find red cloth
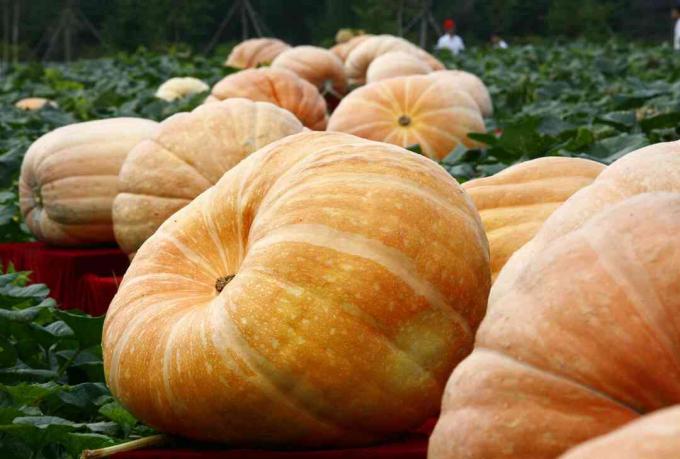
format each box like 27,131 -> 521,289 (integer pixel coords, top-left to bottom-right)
0,242 -> 128,315
115,433 -> 429,459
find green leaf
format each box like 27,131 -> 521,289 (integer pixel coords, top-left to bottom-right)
54,310 -> 104,348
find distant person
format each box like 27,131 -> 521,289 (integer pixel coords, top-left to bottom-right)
437,19 -> 465,55
673,5 -> 680,50
490,33 -> 509,49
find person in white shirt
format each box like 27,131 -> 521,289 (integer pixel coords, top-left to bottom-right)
436,18 -> 465,55
491,33 -> 509,49
673,6 -> 680,50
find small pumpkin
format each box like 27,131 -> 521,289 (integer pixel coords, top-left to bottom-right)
104,130 -> 490,448
330,34 -> 372,62
19,118 -> 158,246
462,157 -> 605,280
344,35 -> 444,86
560,406 -> 680,459
272,46 -> 347,95
15,97 -> 57,111
209,68 -> 328,130
155,77 -> 209,102
113,98 -> 304,255
225,37 -> 290,68
327,75 -> 484,160
429,70 -> 493,117
366,51 -> 432,84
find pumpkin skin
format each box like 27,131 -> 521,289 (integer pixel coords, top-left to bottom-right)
19,118 -> 158,246
560,406 -> 680,459
366,51 -> 433,84
209,68 -> 328,130
15,97 -> 56,111
345,35 -> 444,86
155,77 -> 209,101
462,157 -> 605,280
493,140 -> 680,306
225,38 -> 290,68
113,98 -> 304,256
327,75 -> 484,160
272,46 -> 347,95
330,34 -> 372,62
429,70 -> 493,118
428,191 -> 680,457
103,131 -> 491,447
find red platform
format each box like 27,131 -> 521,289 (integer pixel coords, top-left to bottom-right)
0,242 -> 127,315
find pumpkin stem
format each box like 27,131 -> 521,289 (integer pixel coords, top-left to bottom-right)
398,115 -> 411,126
80,434 -> 168,458
32,186 -> 43,208
215,274 -> 236,293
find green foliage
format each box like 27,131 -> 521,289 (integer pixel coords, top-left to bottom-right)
0,267 -> 152,458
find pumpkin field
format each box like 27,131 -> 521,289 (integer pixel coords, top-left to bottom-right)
1,35 -> 680,459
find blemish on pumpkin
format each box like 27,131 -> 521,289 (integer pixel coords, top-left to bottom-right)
215,274 -> 235,293
398,115 -> 411,126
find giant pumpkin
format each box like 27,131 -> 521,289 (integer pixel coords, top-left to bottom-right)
344,35 -> 444,86
225,38 -> 290,68
209,68 -> 328,130
113,98 -> 304,256
560,406 -> 680,459
15,97 -> 57,111
463,157 -> 605,280
429,70 -> 494,118
155,77 -> 209,102
103,131 -> 491,447
19,118 -> 158,246
327,75 -> 484,160
271,46 -> 347,95
330,34 -> 372,63
366,51 -> 433,84
429,142 -> 680,459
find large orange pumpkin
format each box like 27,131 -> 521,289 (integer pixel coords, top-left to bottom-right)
103,131 -> 490,447
344,35 -> 444,86
19,118 -> 158,246
15,97 -> 57,111
113,98 -> 304,256
209,68 -> 328,130
493,141 -> 680,305
366,51 -> 433,84
429,142 -> 680,459
272,46 -> 347,95
429,70 -> 494,118
225,38 -> 290,68
327,75 -> 484,160
463,157 -> 605,280
560,406 -> 680,459
330,34 -> 372,63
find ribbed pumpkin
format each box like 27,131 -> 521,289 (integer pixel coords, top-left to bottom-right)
225,37 -> 290,68
560,406 -> 680,459
103,131 -> 491,447
113,98 -> 304,256
19,118 -> 158,246
429,70 -> 494,118
429,143 -> 680,459
155,77 -> 209,102
493,141 -> 680,305
463,157 -> 605,280
272,46 -> 347,95
366,51 -> 432,84
345,35 -> 444,86
15,97 -> 56,111
209,68 -> 328,130
327,75 -> 484,160
330,34 -> 372,62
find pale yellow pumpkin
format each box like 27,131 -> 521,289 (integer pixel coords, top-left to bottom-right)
272,46 -> 347,95
225,38 -> 290,68
463,157 -> 605,280
19,118 -> 158,246
155,77 -> 209,102
327,75 -> 484,160
429,70 -> 494,117
103,131 -> 490,447
366,51 -> 433,84
113,98 -> 304,255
